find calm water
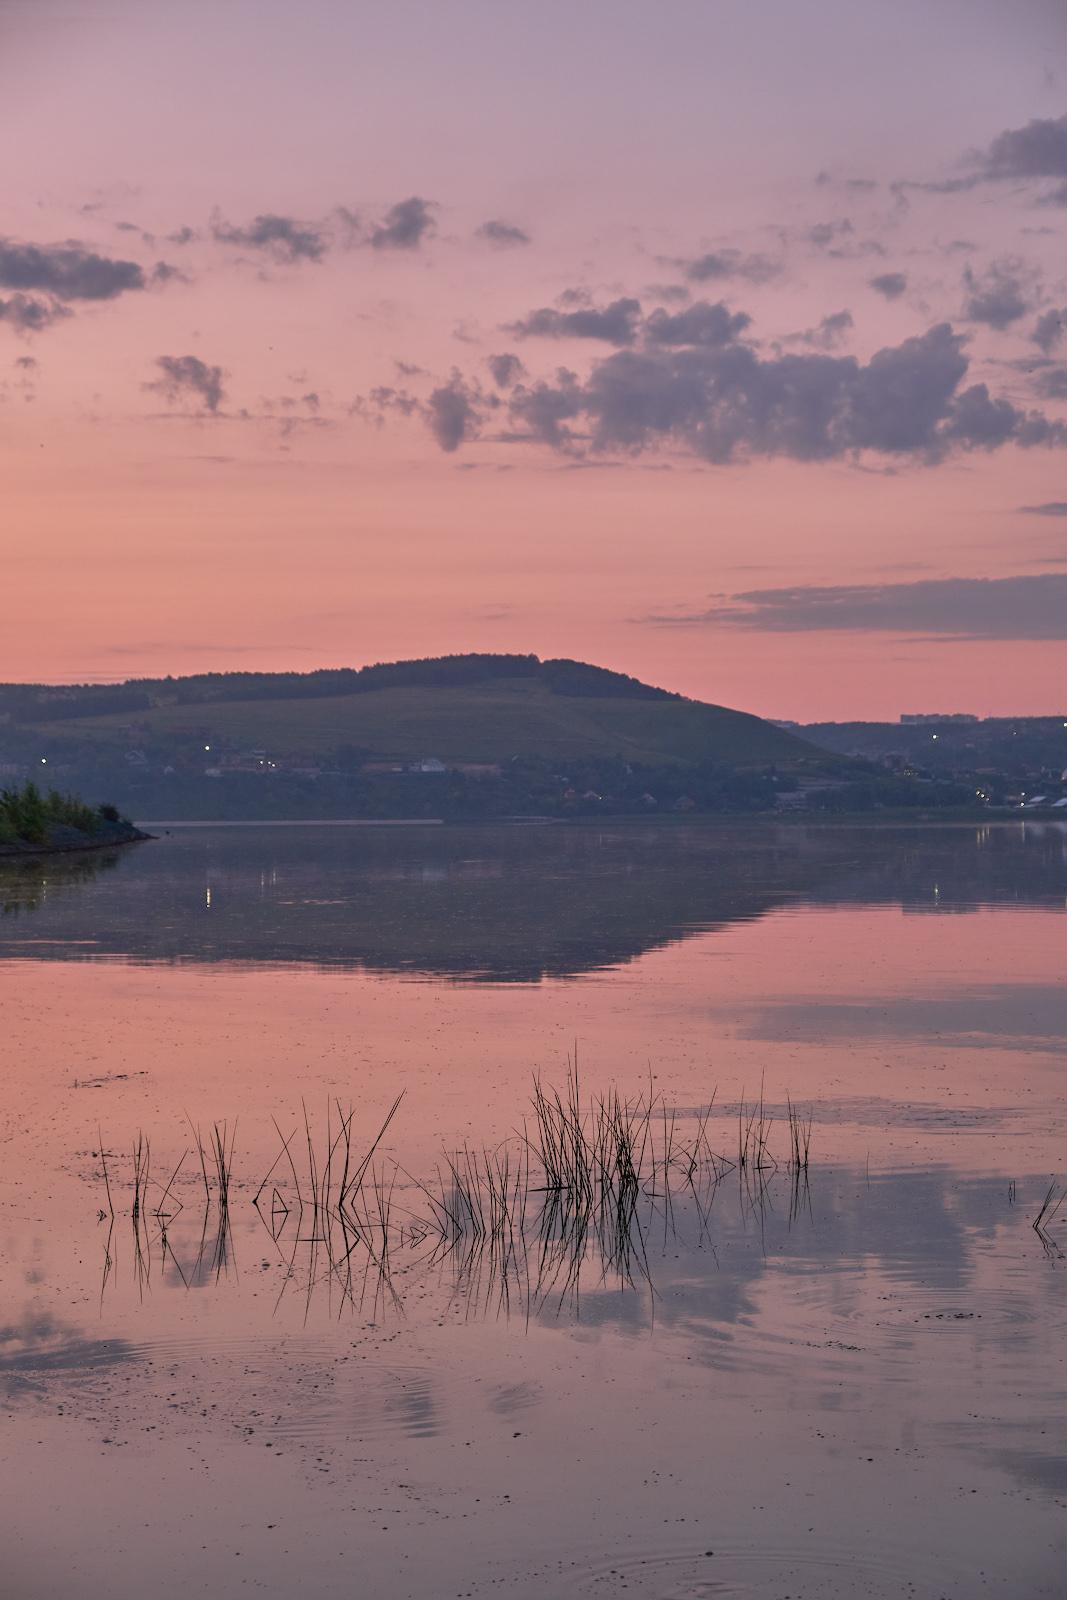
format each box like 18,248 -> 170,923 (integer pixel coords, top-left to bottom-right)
1,821 -> 1065,1598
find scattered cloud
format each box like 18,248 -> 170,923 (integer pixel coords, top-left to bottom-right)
211,211 -> 328,263
643,573 -> 1067,640
1032,365 -> 1067,400
476,219 -> 530,247
488,352 -> 525,388
961,260 -> 1034,329
369,196 -> 435,251
1019,501 -> 1067,516
496,322 -> 1063,464
1032,307 -> 1066,353
870,271 -> 908,300
973,113 -> 1067,182
507,295 -> 643,345
0,238 -> 146,301
808,219 -> 853,248
146,354 -> 226,413
426,373 -> 484,451
794,309 -> 854,350
679,249 -> 779,285
644,300 -> 751,348
0,293 -> 70,333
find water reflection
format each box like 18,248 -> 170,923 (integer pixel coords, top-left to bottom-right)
1,820 -> 1065,980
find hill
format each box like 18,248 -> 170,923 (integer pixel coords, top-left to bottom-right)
0,654 -> 888,820
4,655 -> 831,771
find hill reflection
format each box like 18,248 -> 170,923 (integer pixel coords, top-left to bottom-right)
0,820 -> 1064,981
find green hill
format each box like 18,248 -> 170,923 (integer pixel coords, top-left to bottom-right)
7,654 -> 834,772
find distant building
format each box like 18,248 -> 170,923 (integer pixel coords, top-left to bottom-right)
410,757 -> 447,774
900,713 -> 979,725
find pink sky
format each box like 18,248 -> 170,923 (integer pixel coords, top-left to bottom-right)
3,0 -> 1067,719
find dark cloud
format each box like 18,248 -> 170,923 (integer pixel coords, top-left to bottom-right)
1038,181 -> 1067,206
167,225 -> 199,246
815,171 -> 878,193
146,354 -> 226,413
1019,500 -> 1067,516
681,249 -> 779,285
644,301 -> 751,348
351,385 -> 421,424
975,113 -> 1067,181
0,293 -> 70,333
796,309 -> 854,350
507,296 -> 643,345
808,218 -> 853,247
488,352 -> 525,388
369,196 -> 435,251
0,239 -> 145,300
645,573 -> 1067,639
211,212 -> 327,263
14,355 -> 38,370
476,219 -> 531,247
870,271 -> 908,300
1032,365 -> 1067,400
500,322 -> 1066,463
425,374 -> 484,452
961,261 -> 1033,329
150,261 -> 186,286
1032,307 -> 1066,352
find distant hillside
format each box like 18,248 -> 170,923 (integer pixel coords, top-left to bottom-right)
4,654 -> 833,771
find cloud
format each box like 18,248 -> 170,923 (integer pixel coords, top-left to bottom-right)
476,219 -> 530,247
350,385 -> 421,425
211,211 -> 327,263
488,352 -> 525,388
644,300 -> 751,348
150,261 -> 186,286
1032,307 -> 1066,352
680,249 -> 779,284
1019,501 -> 1067,516
500,322 -> 1064,463
425,373 -> 482,451
795,309 -> 854,350
961,260 -> 1033,329
507,296 -> 643,345
1032,365 -> 1067,400
808,218 -> 853,248
0,238 -> 145,300
644,573 -> 1067,639
146,354 -> 226,413
0,293 -> 70,333
974,113 -> 1067,181
870,271 -> 908,300
369,196 -> 435,251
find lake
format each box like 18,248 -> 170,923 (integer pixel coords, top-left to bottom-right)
1,820 -> 1065,1598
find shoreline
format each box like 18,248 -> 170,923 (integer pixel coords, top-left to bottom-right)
128,808 -> 1059,831
0,825 -> 153,861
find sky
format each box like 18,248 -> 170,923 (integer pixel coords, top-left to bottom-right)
3,0 -> 1067,719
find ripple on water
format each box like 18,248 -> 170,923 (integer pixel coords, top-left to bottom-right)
569,1534 -> 971,1599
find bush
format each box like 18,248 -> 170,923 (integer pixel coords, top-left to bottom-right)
0,783 -> 128,845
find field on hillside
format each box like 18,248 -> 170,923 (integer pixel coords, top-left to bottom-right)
29,678 -> 828,769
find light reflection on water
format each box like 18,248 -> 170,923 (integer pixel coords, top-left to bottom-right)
1,821 -> 1066,1599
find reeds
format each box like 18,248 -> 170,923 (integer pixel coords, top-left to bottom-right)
96,1076 -> 816,1316
1033,1180 -> 1064,1258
